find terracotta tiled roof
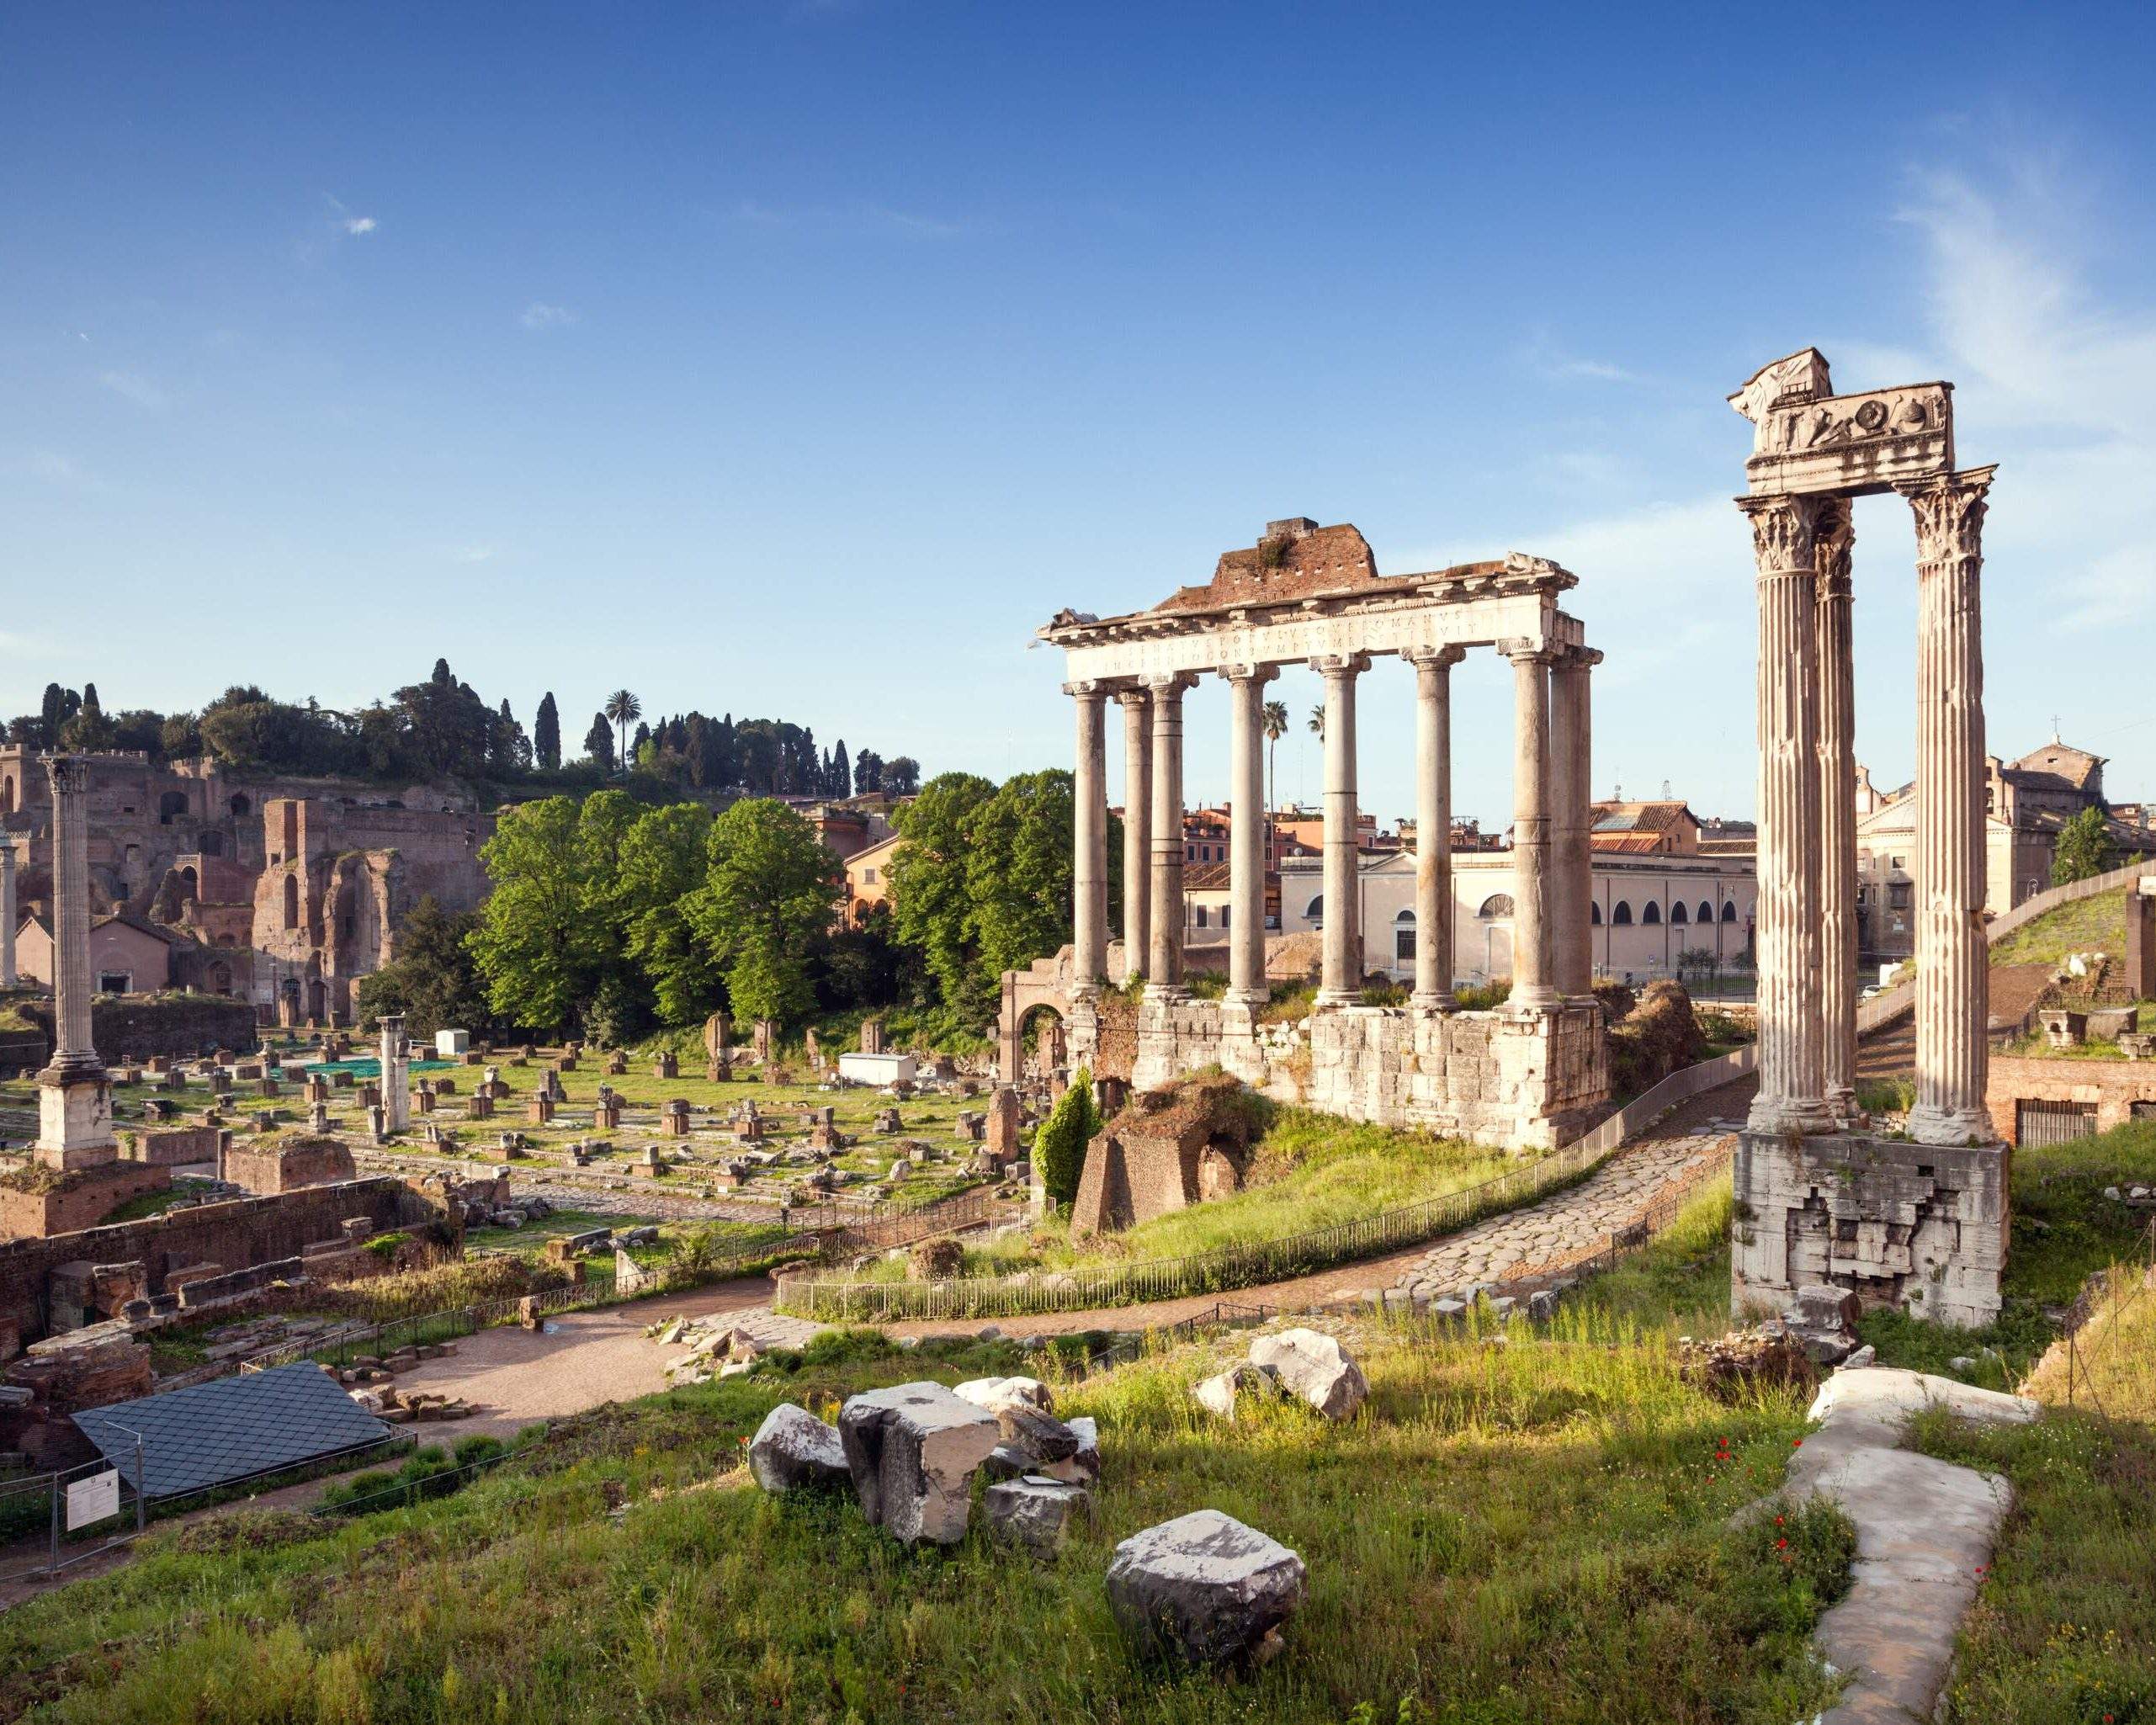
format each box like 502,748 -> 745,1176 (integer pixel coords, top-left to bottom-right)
1591,800 -> 1696,833
1592,832 -> 1674,854
1184,862 -> 1231,892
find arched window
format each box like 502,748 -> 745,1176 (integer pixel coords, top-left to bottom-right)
1612,901 -> 1633,926
1304,895 -> 1324,926
1393,907 -> 1416,963
3,776 -> 17,815
158,790 -> 187,823
1670,900 -> 1689,925
1698,900 -> 1715,926
1590,902 -> 1602,925
1643,901 -> 1662,925
1721,900 -> 1739,923
1477,894 -> 1514,920
282,873 -> 300,931
179,865 -> 198,889
230,793 -> 252,818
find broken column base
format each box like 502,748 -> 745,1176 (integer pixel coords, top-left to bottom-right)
1731,1128 -> 2006,1330
35,1072 -> 117,1172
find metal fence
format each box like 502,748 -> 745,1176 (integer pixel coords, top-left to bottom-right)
2052,1218 -> 2156,1420
0,1442 -> 149,1584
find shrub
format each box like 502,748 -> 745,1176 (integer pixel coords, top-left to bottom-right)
452,1433 -> 507,1468
1032,1067 -> 1100,1208
908,1236 -> 964,1280
1606,979 -> 1707,1096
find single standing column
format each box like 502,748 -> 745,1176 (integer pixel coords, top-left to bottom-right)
1904,469 -> 1999,1144
1066,681 -> 1109,995
1408,646 -> 1464,1010
1224,663 -> 1277,1007
1740,495 -> 1835,1135
1505,645 -> 1560,1009
1815,501 -> 1859,1117
1116,687 -> 1151,985
1549,646 -> 1601,999
1313,653 -> 1369,1006
380,1012 -> 411,1133
36,753 -> 114,1168
0,840 -> 16,987
1144,672 -> 1195,995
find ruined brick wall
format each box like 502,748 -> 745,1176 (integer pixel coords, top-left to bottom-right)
0,1162 -> 170,1238
128,1125 -> 222,1166
0,1176 -> 433,1346
1985,1053 -> 2156,1145
223,1136 -> 357,1195
19,995 -> 258,1062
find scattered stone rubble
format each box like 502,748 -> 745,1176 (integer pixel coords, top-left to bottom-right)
318,1346 -> 479,1422
1105,1510 -> 1307,1668
1196,1328 -> 1368,1423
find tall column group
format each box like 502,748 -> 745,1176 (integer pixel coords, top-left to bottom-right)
1070,640 -> 1593,1019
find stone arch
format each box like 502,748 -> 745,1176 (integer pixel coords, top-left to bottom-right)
179,864 -> 198,891
282,873 -> 300,930
1697,900 -> 1715,925
1017,1001 -> 1068,1080
998,954 -> 1076,1084
230,793 -> 252,817
1612,900 -> 1633,926
1304,894 -> 1324,925
1476,894 -> 1513,920
1642,901 -> 1661,925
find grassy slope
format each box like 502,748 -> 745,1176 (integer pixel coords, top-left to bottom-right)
0,1320 -> 1853,1725
1988,887 -> 2128,970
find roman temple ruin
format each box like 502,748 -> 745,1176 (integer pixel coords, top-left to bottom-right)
1727,348 -> 2007,1326
1035,519 -> 1608,1149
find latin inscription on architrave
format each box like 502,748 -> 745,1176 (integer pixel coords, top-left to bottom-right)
1744,383 -> 1955,498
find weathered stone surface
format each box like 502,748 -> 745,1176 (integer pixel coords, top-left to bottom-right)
754,1405 -> 853,1492
1105,1510 -> 1307,1668
837,1381 -> 1001,1546
984,1475 -> 1091,1558
1790,1283 -> 1862,1331
1192,1362 -> 1277,1422
953,1375 -> 1053,1415
996,1402 -> 1079,1462
1247,1329 -> 1367,1421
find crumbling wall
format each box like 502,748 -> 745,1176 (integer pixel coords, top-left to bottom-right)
1070,1072 -> 1257,1235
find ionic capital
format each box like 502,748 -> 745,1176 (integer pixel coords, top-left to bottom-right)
1309,651 -> 1372,680
1554,645 -> 1604,671
1497,638 -> 1559,666
1061,679 -> 1110,703
1737,493 -> 1824,573
1899,466 -> 1995,562
1404,644 -> 1468,672
1113,684 -> 1152,713
1220,662 -> 1281,688
1138,670 -> 1201,698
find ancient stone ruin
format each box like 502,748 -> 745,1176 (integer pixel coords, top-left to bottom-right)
1727,350 -> 2006,1327
1070,1071 -> 1255,1236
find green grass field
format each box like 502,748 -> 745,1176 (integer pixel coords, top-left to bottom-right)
1988,886 -> 2130,970
0,1314 -> 1854,1725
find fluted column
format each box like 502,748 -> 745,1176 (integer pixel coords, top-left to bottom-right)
0,841 -> 16,987
1144,672 -> 1196,995
380,1012 -> 410,1133
1116,687 -> 1151,985
1549,646 -> 1601,999
1224,663 -> 1277,1007
1313,652 -> 1369,1006
1505,644 -> 1559,1010
1741,495 -> 1835,1135
45,756 -> 98,1071
1904,469 -> 1999,1145
1066,681 -> 1109,997
1815,502 -> 1858,1117
1408,646 -> 1464,1010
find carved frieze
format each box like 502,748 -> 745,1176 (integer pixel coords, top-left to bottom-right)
1736,380 -> 1956,498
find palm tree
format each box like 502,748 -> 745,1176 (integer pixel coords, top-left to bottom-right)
1261,699 -> 1289,884
604,689 -> 642,775
1307,703 -> 1325,740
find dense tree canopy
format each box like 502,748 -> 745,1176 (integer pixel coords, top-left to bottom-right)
355,896 -> 491,1038
685,799 -> 844,1026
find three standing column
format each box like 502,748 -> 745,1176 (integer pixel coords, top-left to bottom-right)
1549,647 -> 1600,1000
1144,672 -> 1197,995
1116,687 -> 1152,985
1814,502 -> 1859,1117
1741,496 -> 1835,1135
1224,664 -> 1277,1008
1408,646 -> 1463,1011
1505,644 -> 1560,1011
1066,681 -> 1109,997
1904,469 -> 1999,1145
1313,653 -> 1369,1006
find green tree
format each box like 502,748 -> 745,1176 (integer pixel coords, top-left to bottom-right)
582,712 -> 614,773
2052,804 -> 2116,885
465,797 -> 604,1034
613,801 -> 720,1023
533,692 -> 562,772
1261,698 -> 1289,868
60,684 -> 116,751
1032,1067 -> 1099,1208
887,772 -> 998,1013
685,798 -> 843,1027
603,689 -> 642,776
356,896 -> 489,1038
884,756 -> 921,795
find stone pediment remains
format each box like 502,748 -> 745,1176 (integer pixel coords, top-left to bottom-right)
1729,348 -> 1956,498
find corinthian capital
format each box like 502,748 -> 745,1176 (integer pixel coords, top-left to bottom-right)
1061,679 -> 1108,702
43,755 -> 89,798
1814,496 -> 1855,600
1737,495 -> 1822,572
1902,467 -> 1994,561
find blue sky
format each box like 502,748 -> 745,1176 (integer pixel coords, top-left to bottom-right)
6,3 -> 2155,828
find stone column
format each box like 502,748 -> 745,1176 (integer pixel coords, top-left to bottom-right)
37,753 -> 114,1168
1313,652 -> 1370,1006
1740,495 -> 1835,1135
1815,501 -> 1859,1117
1549,646 -> 1601,1000
0,840 -> 16,987
1066,681 -> 1109,997
1144,673 -> 1196,995
380,1012 -> 411,1133
1224,663 -> 1278,1007
1407,646 -> 1464,1010
1505,645 -> 1559,1011
1116,687 -> 1151,985
1904,469 -> 1999,1145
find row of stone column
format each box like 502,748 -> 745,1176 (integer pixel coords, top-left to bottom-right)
1742,470 -> 1994,1146
1067,644 -> 1598,1011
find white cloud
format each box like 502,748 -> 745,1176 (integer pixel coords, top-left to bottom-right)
97,369 -> 168,411
450,545 -> 498,565
343,215 -> 378,236
519,302 -> 577,331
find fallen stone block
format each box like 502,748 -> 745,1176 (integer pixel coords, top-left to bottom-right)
748,1404 -> 850,1494
984,1475 -> 1091,1558
996,1403 -> 1079,1463
1192,1362 -> 1278,1422
1247,1329 -> 1368,1421
953,1375 -> 1053,1415
1105,1510 -> 1307,1668
838,1381 -> 1001,1546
